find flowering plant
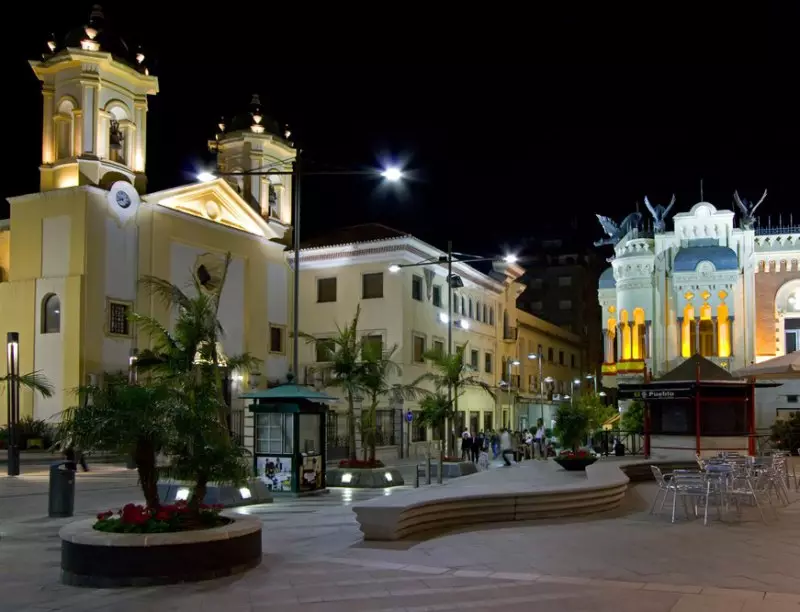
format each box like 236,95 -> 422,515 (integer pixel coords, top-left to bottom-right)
338,459 -> 385,469
558,449 -> 594,459
94,501 -> 227,534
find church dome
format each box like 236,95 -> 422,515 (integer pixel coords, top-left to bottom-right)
60,5 -> 145,72
228,94 -> 284,137
598,266 -> 616,288
674,246 -> 738,272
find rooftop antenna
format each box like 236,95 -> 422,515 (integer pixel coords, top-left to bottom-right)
700,178 -> 704,202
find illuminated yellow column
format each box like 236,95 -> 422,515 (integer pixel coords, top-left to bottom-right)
42,86 -> 55,163
134,100 -> 147,172
712,317 -> 718,356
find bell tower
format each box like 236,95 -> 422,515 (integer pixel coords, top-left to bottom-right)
209,94 -> 296,227
30,5 -> 158,193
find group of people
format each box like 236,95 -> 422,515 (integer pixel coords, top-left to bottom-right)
460,419 -> 550,468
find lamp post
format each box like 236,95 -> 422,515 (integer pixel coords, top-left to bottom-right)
586,373 -> 598,394
6,332 -> 20,476
506,359 -> 520,429
128,348 -> 139,385
571,378 -> 581,406
390,247 -> 516,475
528,352 -> 544,422
199,161 -> 403,382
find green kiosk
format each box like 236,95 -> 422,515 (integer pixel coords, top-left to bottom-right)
242,384 -> 334,495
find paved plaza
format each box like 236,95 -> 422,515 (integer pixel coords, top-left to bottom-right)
3,461 -> 800,610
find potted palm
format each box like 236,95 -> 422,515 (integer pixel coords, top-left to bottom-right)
553,400 -> 597,471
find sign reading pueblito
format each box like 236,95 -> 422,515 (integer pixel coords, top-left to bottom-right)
635,389 -> 690,400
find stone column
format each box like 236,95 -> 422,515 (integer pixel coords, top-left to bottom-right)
729,316 -> 735,356
80,80 -> 99,156
694,320 -> 701,354
134,100 -> 147,172
645,320 -> 652,359
616,324 -> 623,360
677,317 -> 683,357
602,330 -> 611,363
712,316 -> 718,356
42,86 -> 54,164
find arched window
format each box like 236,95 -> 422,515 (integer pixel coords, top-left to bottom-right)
483,304 -> 488,322
461,296 -> 466,314
503,309 -> 510,335
468,298 -> 473,319
42,294 -> 61,334
476,301 -> 481,322
55,99 -> 75,161
489,307 -> 495,326
452,293 -> 459,314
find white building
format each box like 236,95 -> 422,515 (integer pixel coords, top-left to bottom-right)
597,198 -> 800,428
294,224 -> 585,457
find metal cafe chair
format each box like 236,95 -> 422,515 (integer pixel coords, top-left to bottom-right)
649,465 -> 676,515
671,470 -> 707,524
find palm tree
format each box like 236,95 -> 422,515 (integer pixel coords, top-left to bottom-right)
130,253 -> 260,508
412,344 -> 494,454
58,376 -> 174,509
1,371 -> 53,455
416,392 -> 453,442
298,306 -> 366,461
360,344 -> 427,463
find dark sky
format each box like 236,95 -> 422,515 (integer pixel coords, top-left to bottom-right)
2,3 -> 796,255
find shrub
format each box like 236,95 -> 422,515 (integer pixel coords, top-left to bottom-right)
554,402 -> 590,452
338,458 -> 385,468
94,502 -> 227,534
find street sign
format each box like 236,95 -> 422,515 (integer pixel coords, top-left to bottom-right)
406,410 -> 413,423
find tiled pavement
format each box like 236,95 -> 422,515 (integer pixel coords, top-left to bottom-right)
5,463 -> 800,610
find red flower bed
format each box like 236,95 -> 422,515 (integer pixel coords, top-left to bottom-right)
442,456 -> 466,462
558,449 -> 593,459
94,501 -> 228,534
338,459 -> 385,468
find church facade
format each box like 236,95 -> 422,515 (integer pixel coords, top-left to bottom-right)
597,197 -> 800,426
0,7 -> 293,428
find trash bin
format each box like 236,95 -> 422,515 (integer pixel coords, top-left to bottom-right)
614,441 -> 625,457
48,461 -> 76,518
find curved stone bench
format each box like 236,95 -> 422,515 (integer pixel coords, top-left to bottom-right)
59,512 -> 262,587
353,459 -> 686,541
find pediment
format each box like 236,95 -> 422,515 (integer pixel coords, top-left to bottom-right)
144,179 -> 278,239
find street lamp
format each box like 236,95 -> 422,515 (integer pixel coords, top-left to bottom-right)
128,348 -> 139,385
6,332 -> 20,476
197,161 -> 404,382
586,373 -> 598,394
571,378 -> 581,406
528,352 -> 544,421
388,245 -> 517,464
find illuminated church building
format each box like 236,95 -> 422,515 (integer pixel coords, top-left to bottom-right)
597,197 -> 800,425
0,7 -> 294,434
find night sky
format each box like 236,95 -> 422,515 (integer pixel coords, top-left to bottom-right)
2,3 -> 797,255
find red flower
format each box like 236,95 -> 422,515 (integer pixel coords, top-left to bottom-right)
154,510 -> 171,521
120,503 -> 150,526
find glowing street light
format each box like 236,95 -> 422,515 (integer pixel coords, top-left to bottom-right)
438,312 -> 449,324
380,166 -> 403,182
197,171 -> 216,183
388,264 -> 401,273
503,254 -> 518,264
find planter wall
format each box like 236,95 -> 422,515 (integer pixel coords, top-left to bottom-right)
157,478 -> 272,507
59,512 -> 262,587
553,457 -> 598,471
327,467 -> 404,488
427,461 -> 478,479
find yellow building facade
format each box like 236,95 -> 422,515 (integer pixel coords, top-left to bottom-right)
0,10 -> 294,429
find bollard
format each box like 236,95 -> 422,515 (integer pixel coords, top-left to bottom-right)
415,465 -> 420,488
426,455 -> 432,485
437,452 -> 443,484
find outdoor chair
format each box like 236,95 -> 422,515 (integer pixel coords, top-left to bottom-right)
649,465 -> 675,515
670,469 -> 706,524
729,470 -> 775,524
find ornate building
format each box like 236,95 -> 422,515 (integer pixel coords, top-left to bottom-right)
0,7 -> 293,435
597,195 -> 800,426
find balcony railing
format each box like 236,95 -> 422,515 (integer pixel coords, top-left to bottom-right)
503,326 -> 518,341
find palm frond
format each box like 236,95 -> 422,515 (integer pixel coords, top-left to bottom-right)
0,371 -> 55,398
139,275 -> 192,311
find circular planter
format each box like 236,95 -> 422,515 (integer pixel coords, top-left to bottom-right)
554,457 -> 598,471
59,512 -> 262,587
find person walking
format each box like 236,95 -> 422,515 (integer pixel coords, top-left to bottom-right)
461,429 -> 471,461
534,418 -> 547,460
65,446 -> 89,472
500,428 -> 514,466
470,432 -> 481,463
